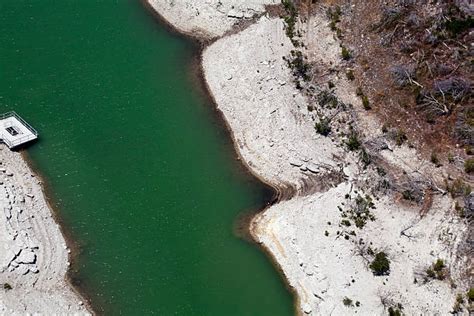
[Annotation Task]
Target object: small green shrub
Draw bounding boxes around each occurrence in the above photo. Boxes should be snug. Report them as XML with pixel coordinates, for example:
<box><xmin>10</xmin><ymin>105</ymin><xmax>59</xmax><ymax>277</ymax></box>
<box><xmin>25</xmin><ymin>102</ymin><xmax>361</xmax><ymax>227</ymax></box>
<box><xmin>394</xmin><ymin>129</ymin><xmax>407</xmax><ymax>146</ymax></box>
<box><xmin>453</xmin><ymin>293</ymin><xmax>464</xmax><ymax>313</ymax></box>
<box><xmin>285</xmin><ymin>50</ymin><xmax>310</xmax><ymax>81</ymax></box>
<box><xmin>341</xmin><ymin>46</ymin><xmax>351</xmax><ymax>60</ymax></box>
<box><xmin>426</xmin><ymin>259</ymin><xmax>447</xmax><ymax>280</ymax></box>
<box><xmin>467</xmin><ymin>288</ymin><xmax>474</xmax><ymax>302</ymax></box>
<box><xmin>350</xmin><ymin>195</ymin><xmax>375</xmax><ymax>228</ymax></box>
<box><xmin>445</xmin><ymin>17</ymin><xmax>474</xmax><ymax>36</ymax></box>
<box><xmin>359</xmin><ymin>148</ymin><xmax>371</xmax><ymax>168</ymax></box>
<box><xmin>466</xmin><ymin>146</ymin><xmax>473</xmax><ymax>155</ymax></box>
<box><xmin>281</xmin><ymin>0</ymin><xmax>298</xmax><ymax>42</ymax></box>
<box><xmin>317</xmin><ymin>90</ymin><xmax>339</xmax><ymax>108</ymax></box>
<box><xmin>343</xmin><ymin>297</ymin><xmax>353</xmax><ymax>307</ymax></box>
<box><xmin>354</xmin><ymin>217</ymin><xmax>365</xmax><ymax>229</ymax></box>
<box><xmin>327</xmin><ymin>6</ymin><xmax>342</xmax><ymax>37</ymax></box>
<box><xmin>326</xmin><ymin>5</ymin><xmax>342</xmax><ymax>24</ymax></box>
<box><xmin>464</xmin><ymin>158</ymin><xmax>474</xmax><ymax>173</ymax></box>
<box><xmin>346</xmin><ymin>131</ymin><xmax>361</xmax><ymax>151</ymax></box>
<box><xmin>369</xmin><ymin>252</ymin><xmax>390</xmax><ymax>276</ymax></box>
<box><xmin>388</xmin><ymin>306</ymin><xmax>402</xmax><ymax>316</ymax></box>
<box><xmin>455</xmin><ymin>202</ymin><xmax>465</xmax><ymax>218</ymax></box>
<box><xmin>361</xmin><ymin>95</ymin><xmax>371</xmax><ymax>110</ymax></box>
<box><xmin>402</xmin><ymin>189</ymin><xmax>416</xmax><ymax>201</ymax></box>
<box><xmin>315</xmin><ymin>118</ymin><xmax>331</xmax><ymax>136</ymax></box>
<box><xmin>448</xmin><ymin>153</ymin><xmax>455</xmax><ymax>163</ymax></box>
<box><xmin>341</xmin><ymin>219</ymin><xmax>351</xmax><ymax>226</ymax></box>
<box><xmin>376</xmin><ymin>167</ymin><xmax>386</xmax><ymax>177</ymax></box>
<box><xmin>447</xmin><ymin>178</ymin><xmax>472</xmax><ymax>198</ymax></box>
<box><xmin>426</xmin><ymin>268</ymin><xmax>436</xmax><ymax>279</ymax></box>
<box><xmin>433</xmin><ymin>259</ymin><xmax>445</xmax><ymax>272</ymax></box>
<box><xmin>346</xmin><ymin>69</ymin><xmax>355</xmax><ymax>81</ymax></box>
<box><xmin>430</xmin><ymin>151</ymin><xmax>440</xmax><ymax>166</ymax></box>
<box><xmin>282</xmin><ymin>0</ymin><xmax>296</xmax><ymax>12</ymax></box>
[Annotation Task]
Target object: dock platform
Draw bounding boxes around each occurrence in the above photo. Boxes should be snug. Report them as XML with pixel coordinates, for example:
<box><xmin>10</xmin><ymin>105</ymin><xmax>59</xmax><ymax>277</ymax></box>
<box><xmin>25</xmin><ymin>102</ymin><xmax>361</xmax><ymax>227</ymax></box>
<box><xmin>0</xmin><ymin>112</ymin><xmax>38</xmax><ymax>149</ymax></box>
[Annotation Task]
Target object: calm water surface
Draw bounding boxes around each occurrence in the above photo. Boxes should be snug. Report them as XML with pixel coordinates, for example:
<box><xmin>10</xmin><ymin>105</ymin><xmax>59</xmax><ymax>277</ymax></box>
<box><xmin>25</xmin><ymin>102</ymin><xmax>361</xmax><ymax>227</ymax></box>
<box><xmin>0</xmin><ymin>0</ymin><xmax>294</xmax><ymax>315</ymax></box>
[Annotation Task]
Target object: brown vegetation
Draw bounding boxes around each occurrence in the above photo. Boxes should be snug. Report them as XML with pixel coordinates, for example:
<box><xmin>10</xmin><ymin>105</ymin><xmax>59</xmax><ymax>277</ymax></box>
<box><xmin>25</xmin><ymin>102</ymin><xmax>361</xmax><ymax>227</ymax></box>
<box><xmin>315</xmin><ymin>0</ymin><xmax>472</xmax><ymax>171</ymax></box>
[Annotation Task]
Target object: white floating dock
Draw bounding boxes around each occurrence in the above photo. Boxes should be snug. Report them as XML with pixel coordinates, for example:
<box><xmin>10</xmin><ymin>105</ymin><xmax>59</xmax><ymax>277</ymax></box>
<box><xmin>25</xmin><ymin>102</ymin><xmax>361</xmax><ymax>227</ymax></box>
<box><xmin>0</xmin><ymin>112</ymin><xmax>38</xmax><ymax>149</ymax></box>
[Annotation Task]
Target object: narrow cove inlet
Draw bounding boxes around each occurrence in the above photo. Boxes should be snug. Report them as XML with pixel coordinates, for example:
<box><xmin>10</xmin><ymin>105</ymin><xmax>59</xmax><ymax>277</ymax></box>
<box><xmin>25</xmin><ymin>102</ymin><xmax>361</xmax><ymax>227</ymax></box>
<box><xmin>0</xmin><ymin>1</ymin><xmax>293</xmax><ymax>315</ymax></box>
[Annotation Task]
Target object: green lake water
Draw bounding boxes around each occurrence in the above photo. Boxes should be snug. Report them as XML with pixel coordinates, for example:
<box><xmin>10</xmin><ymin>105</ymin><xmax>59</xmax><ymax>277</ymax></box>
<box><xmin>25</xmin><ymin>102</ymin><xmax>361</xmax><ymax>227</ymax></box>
<box><xmin>0</xmin><ymin>0</ymin><xmax>294</xmax><ymax>315</ymax></box>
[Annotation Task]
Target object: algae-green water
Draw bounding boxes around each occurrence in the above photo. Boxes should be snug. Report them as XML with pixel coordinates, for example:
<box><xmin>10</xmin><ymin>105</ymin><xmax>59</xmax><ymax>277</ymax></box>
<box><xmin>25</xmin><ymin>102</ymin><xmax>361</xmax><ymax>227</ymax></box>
<box><xmin>0</xmin><ymin>1</ymin><xmax>293</xmax><ymax>315</ymax></box>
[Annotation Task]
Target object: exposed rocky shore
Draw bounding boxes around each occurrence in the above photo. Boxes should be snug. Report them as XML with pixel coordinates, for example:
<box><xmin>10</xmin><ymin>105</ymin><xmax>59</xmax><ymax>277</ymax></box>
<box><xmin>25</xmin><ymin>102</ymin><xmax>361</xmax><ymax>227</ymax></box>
<box><xmin>0</xmin><ymin>147</ymin><xmax>90</xmax><ymax>314</ymax></box>
<box><xmin>150</xmin><ymin>1</ymin><xmax>472</xmax><ymax>315</ymax></box>
<box><xmin>147</xmin><ymin>0</ymin><xmax>279</xmax><ymax>39</ymax></box>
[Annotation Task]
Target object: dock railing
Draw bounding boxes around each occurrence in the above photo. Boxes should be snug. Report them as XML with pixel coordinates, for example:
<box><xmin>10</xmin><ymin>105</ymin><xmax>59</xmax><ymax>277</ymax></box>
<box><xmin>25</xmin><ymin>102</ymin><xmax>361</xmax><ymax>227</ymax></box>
<box><xmin>0</xmin><ymin>111</ymin><xmax>38</xmax><ymax>148</ymax></box>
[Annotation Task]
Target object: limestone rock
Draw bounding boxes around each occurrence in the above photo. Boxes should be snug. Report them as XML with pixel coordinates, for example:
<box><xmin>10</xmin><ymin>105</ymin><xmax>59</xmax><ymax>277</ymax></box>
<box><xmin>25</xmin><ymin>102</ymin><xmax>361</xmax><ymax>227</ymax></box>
<box><xmin>302</xmin><ymin>303</ymin><xmax>312</xmax><ymax>314</ymax></box>
<box><xmin>227</xmin><ymin>9</ymin><xmax>243</xmax><ymax>19</ymax></box>
<box><xmin>17</xmin><ymin>250</ymin><xmax>36</xmax><ymax>264</ymax></box>
<box><xmin>289</xmin><ymin>158</ymin><xmax>303</xmax><ymax>167</ymax></box>
<box><xmin>306</xmin><ymin>163</ymin><xmax>319</xmax><ymax>173</ymax></box>
<box><xmin>17</xmin><ymin>265</ymin><xmax>29</xmax><ymax>275</ymax></box>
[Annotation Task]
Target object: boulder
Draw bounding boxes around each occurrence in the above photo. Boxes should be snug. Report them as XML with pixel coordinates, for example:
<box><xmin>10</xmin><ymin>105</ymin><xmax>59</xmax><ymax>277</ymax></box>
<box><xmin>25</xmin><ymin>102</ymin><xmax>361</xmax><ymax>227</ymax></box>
<box><xmin>302</xmin><ymin>303</ymin><xmax>312</xmax><ymax>314</ymax></box>
<box><xmin>306</xmin><ymin>163</ymin><xmax>320</xmax><ymax>173</ymax></box>
<box><xmin>5</xmin><ymin>249</ymin><xmax>16</xmax><ymax>265</ymax></box>
<box><xmin>17</xmin><ymin>250</ymin><xmax>36</xmax><ymax>264</ymax></box>
<box><xmin>29</xmin><ymin>266</ymin><xmax>39</xmax><ymax>274</ymax></box>
<box><xmin>289</xmin><ymin>158</ymin><xmax>303</xmax><ymax>167</ymax></box>
<box><xmin>243</xmin><ymin>11</ymin><xmax>254</xmax><ymax>19</ymax></box>
<box><xmin>17</xmin><ymin>265</ymin><xmax>29</xmax><ymax>275</ymax></box>
<box><xmin>227</xmin><ymin>9</ymin><xmax>243</xmax><ymax>18</ymax></box>
<box><xmin>4</xmin><ymin>207</ymin><xmax>11</xmax><ymax>220</ymax></box>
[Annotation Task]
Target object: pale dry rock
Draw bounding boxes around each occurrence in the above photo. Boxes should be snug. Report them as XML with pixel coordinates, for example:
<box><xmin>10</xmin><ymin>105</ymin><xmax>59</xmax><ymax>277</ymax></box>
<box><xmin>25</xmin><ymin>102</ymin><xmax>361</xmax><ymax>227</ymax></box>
<box><xmin>0</xmin><ymin>147</ymin><xmax>90</xmax><ymax>315</ymax></box>
<box><xmin>147</xmin><ymin>0</ymin><xmax>279</xmax><ymax>39</ymax></box>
